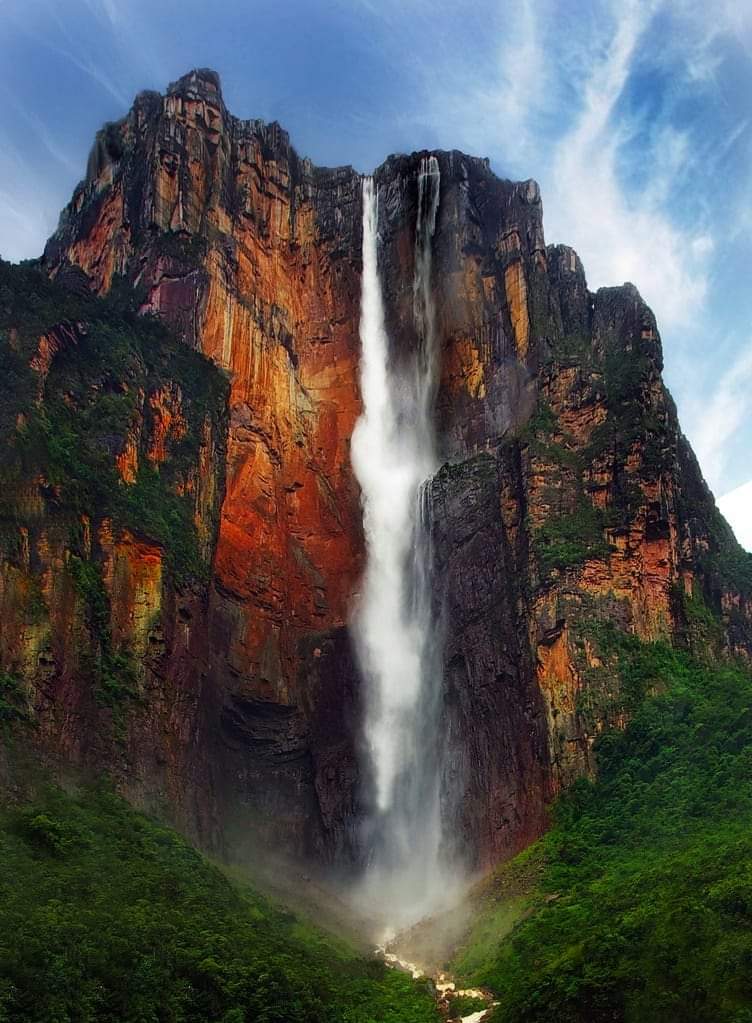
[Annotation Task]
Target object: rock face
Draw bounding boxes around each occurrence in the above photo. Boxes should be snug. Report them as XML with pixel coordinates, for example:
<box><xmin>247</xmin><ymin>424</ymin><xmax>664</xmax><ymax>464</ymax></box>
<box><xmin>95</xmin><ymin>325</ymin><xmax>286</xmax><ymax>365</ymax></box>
<box><xmin>44</xmin><ymin>69</ymin><xmax>366</xmax><ymax>861</ymax></box>
<box><xmin>6</xmin><ymin>67</ymin><xmax>746</xmax><ymax>870</ymax></box>
<box><xmin>0</xmin><ymin>261</ymin><xmax>229</xmax><ymax>845</ymax></box>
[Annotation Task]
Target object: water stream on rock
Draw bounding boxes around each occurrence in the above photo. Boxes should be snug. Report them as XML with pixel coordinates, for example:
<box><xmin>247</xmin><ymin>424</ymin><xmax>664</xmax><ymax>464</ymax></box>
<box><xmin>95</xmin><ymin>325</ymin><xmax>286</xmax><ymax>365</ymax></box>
<box><xmin>351</xmin><ymin>160</ymin><xmax>452</xmax><ymax>933</ymax></box>
<box><xmin>379</xmin><ymin>946</ymin><xmax>496</xmax><ymax>1022</ymax></box>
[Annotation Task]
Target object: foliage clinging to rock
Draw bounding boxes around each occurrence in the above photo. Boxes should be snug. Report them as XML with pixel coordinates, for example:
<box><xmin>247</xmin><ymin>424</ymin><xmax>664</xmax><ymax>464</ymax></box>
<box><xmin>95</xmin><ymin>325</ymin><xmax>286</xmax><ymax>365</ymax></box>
<box><xmin>453</xmin><ymin>634</ymin><xmax>752</xmax><ymax>1023</ymax></box>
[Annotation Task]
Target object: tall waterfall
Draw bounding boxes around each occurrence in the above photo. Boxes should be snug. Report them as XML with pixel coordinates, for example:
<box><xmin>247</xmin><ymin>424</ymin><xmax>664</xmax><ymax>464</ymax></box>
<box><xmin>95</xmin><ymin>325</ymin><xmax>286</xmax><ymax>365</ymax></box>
<box><xmin>351</xmin><ymin>159</ymin><xmax>448</xmax><ymax>930</ymax></box>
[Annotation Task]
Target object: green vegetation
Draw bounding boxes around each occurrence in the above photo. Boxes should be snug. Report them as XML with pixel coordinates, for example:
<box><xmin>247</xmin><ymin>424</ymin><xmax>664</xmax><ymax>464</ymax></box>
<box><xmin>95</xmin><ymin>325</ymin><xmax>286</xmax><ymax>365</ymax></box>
<box><xmin>448</xmin><ymin>994</ymin><xmax>487</xmax><ymax>1018</ymax></box>
<box><xmin>69</xmin><ymin>556</ymin><xmax>139</xmax><ymax>709</ymax></box>
<box><xmin>0</xmin><ymin>784</ymin><xmax>439</xmax><ymax>1023</ymax></box>
<box><xmin>553</xmin><ymin>333</ymin><xmax>596</xmax><ymax>370</ymax></box>
<box><xmin>0</xmin><ymin>672</ymin><xmax>29</xmax><ymax>726</ymax></box>
<box><xmin>452</xmin><ymin>633</ymin><xmax>752</xmax><ymax>1022</ymax></box>
<box><xmin>518</xmin><ymin>399</ymin><xmax>611</xmax><ymax>577</ymax></box>
<box><xmin>520</xmin><ymin>400</ymin><xmax>581</xmax><ymax>471</ymax></box>
<box><xmin>0</xmin><ymin>257</ymin><xmax>228</xmax><ymax>587</ymax></box>
<box><xmin>519</xmin><ymin>396</ymin><xmax>613</xmax><ymax>576</ymax></box>
<box><xmin>533</xmin><ymin>500</ymin><xmax>610</xmax><ymax>574</ymax></box>
<box><xmin>698</xmin><ymin>502</ymin><xmax>752</xmax><ymax>598</ymax></box>
<box><xmin>451</xmin><ymin>894</ymin><xmax>529</xmax><ymax>983</ymax></box>
<box><xmin>0</xmin><ymin>257</ymin><xmax>227</xmax><ymax>710</ymax></box>
<box><xmin>585</xmin><ymin>342</ymin><xmax>666</xmax><ymax>479</ymax></box>
<box><xmin>679</xmin><ymin>585</ymin><xmax>726</xmax><ymax>656</ymax></box>
<box><xmin>118</xmin><ymin>464</ymin><xmax>207</xmax><ymax>583</ymax></box>
<box><xmin>152</xmin><ymin>230</ymin><xmax>208</xmax><ymax>270</ymax></box>
<box><xmin>521</xmin><ymin>400</ymin><xmax>557</xmax><ymax>440</ymax></box>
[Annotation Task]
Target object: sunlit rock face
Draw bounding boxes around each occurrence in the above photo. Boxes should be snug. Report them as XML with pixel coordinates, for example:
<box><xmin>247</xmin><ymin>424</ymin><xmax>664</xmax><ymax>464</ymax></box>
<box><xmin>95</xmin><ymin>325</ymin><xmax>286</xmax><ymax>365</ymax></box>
<box><xmin>45</xmin><ymin>69</ymin><xmax>367</xmax><ymax>862</ymax></box>
<box><xmin>0</xmin><ymin>301</ymin><xmax>229</xmax><ymax>847</ymax></box>
<box><xmin>39</xmin><ymin>68</ymin><xmax>752</xmax><ymax>870</ymax></box>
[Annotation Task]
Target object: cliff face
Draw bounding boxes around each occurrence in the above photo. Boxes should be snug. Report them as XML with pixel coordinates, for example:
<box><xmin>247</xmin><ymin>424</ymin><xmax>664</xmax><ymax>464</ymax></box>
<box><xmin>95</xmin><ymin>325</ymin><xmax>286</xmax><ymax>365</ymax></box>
<box><xmin>17</xmin><ymin>67</ymin><xmax>751</xmax><ymax>869</ymax></box>
<box><xmin>0</xmin><ymin>259</ymin><xmax>228</xmax><ymax>844</ymax></box>
<box><xmin>354</xmin><ymin>147</ymin><xmax>752</xmax><ymax>863</ymax></box>
<box><xmin>45</xmin><ymin>70</ymin><xmax>366</xmax><ymax>859</ymax></box>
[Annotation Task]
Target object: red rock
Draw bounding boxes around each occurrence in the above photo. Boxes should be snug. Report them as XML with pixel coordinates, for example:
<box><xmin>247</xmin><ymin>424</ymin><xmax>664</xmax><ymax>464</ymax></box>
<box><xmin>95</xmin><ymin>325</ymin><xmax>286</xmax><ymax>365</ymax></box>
<box><xmin>19</xmin><ymin>68</ymin><xmax>748</xmax><ymax>869</ymax></box>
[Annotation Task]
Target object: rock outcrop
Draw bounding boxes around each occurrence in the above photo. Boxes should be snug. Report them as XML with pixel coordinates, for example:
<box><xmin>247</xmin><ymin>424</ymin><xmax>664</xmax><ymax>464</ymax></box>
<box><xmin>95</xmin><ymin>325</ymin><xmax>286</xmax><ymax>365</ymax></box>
<box><xmin>0</xmin><ymin>262</ymin><xmax>229</xmax><ymax>844</ymax></box>
<box><xmin>1</xmin><ymin>67</ymin><xmax>746</xmax><ymax>870</ymax></box>
<box><xmin>45</xmin><ymin>69</ymin><xmax>366</xmax><ymax>861</ymax></box>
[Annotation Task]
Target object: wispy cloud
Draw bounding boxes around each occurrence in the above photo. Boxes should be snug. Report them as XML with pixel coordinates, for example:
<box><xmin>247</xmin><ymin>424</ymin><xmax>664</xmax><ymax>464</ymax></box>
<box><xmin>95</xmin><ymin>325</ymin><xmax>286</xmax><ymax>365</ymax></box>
<box><xmin>686</xmin><ymin>345</ymin><xmax>752</xmax><ymax>494</ymax></box>
<box><xmin>0</xmin><ymin>0</ymin><xmax>170</xmax><ymax>262</ymax></box>
<box><xmin>42</xmin><ymin>45</ymin><xmax>128</xmax><ymax>107</ymax></box>
<box><xmin>485</xmin><ymin>0</ymin><xmax>547</xmax><ymax>167</ymax></box>
<box><xmin>408</xmin><ymin>0</ymin><xmax>551</xmax><ymax>171</ymax></box>
<box><xmin>19</xmin><ymin>3</ymin><xmax>130</xmax><ymax>106</ymax></box>
<box><xmin>718</xmin><ymin>479</ymin><xmax>752</xmax><ymax>552</ymax></box>
<box><xmin>0</xmin><ymin>121</ymin><xmax>66</xmax><ymax>261</ymax></box>
<box><xmin>81</xmin><ymin>0</ymin><xmax>123</xmax><ymax>28</ymax></box>
<box><xmin>0</xmin><ymin>186</ymin><xmax>59</xmax><ymax>263</ymax></box>
<box><xmin>537</xmin><ymin>0</ymin><xmax>713</xmax><ymax>331</ymax></box>
<box><xmin>408</xmin><ymin>0</ymin><xmax>750</xmax><ymax>495</ymax></box>
<box><xmin>0</xmin><ymin>88</ymin><xmax>80</xmax><ymax>176</ymax></box>
<box><xmin>0</xmin><ymin>0</ymin><xmax>749</xmax><ymax>500</ymax></box>
<box><xmin>415</xmin><ymin>0</ymin><xmax>719</xmax><ymax>329</ymax></box>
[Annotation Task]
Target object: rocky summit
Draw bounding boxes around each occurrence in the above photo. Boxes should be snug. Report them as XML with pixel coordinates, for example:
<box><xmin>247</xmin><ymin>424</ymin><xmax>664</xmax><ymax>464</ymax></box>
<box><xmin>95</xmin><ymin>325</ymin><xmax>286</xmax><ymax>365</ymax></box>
<box><xmin>1</xmin><ymin>67</ymin><xmax>750</xmax><ymax>886</ymax></box>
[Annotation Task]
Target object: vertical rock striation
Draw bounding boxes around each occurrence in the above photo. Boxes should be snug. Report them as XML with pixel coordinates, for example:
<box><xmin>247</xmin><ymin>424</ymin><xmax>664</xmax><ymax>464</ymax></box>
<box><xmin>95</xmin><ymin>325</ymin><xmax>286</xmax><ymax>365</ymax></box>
<box><xmin>44</xmin><ymin>69</ymin><xmax>367</xmax><ymax>860</ymax></box>
<box><xmin>0</xmin><ymin>262</ymin><xmax>229</xmax><ymax>844</ymax></box>
<box><xmin>21</xmin><ymin>67</ymin><xmax>751</xmax><ymax>870</ymax></box>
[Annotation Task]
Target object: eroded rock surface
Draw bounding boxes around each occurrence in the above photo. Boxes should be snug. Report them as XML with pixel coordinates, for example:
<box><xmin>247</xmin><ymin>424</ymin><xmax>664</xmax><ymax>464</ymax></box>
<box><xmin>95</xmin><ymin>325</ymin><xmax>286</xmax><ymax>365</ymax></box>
<box><xmin>3</xmin><ymin>66</ymin><xmax>745</xmax><ymax>868</ymax></box>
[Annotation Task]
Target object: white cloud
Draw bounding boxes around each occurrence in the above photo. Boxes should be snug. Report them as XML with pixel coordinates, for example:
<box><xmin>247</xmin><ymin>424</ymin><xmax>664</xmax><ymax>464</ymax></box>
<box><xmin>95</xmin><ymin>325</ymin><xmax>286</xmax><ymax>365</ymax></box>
<box><xmin>0</xmin><ymin>125</ymin><xmax>64</xmax><ymax>262</ymax></box>
<box><xmin>395</xmin><ymin>0</ymin><xmax>553</xmax><ymax>172</ymax></box>
<box><xmin>686</xmin><ymin>345</ymin><xmax>752</xmax><ymax>495</ymax></box>
<box><xmin>82</xmin><ymin>0</ymin><xmax>122</xmax><ymax>27</ymax></box>
<box><xmin>691</xmin><ymin>235</ymin><xmax>714</xmax><ymax>259</ymax></box>
<box><xmin>540</xmin><ymin>0</ymin><xmax>712</xmax><ymax>331</ymax></box>
<box><xmin>409</xmin><ymin>0</ymin><xmax>749</xmax><ymax>496</ymax></box>
<box><xmin>414</xmin><ymin>0</ymin><xmax>720</xmax><ymax>331</ymax></box>
<box><xmin>486</xmin><ymin>0</ymin><xmax>546</xmax><ymax>166</ymax></box>
<box><xmin>718</xmin><ymin>479</ymin><xmax>752</xmax><ymax>552</ymax></box>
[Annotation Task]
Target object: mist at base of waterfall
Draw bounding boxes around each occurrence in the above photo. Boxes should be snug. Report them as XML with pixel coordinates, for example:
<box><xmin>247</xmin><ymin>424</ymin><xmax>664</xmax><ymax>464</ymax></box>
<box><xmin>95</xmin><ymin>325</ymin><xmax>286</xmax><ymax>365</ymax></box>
<box><xmin>350</xmin><ymin>161</ymin><xmax>460</xmax><ymax>932</ymax></box>
<box><xmin>349</xmin><ymin>830</ymin><xmax>469</xmax><ymax>943</ymax></box>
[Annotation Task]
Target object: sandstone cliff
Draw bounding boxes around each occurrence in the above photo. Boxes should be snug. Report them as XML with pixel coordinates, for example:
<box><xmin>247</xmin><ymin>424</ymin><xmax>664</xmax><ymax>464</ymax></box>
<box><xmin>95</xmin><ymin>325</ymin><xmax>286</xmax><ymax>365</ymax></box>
<box><xmin>1</xmin><ymin>67</ymin><xmax>746</xmax><ymax>870</ymax></box>
<box><xmin>0</xmin><ymin>258</ymin><xmax>228</xmax><ymax>843</ymax></box>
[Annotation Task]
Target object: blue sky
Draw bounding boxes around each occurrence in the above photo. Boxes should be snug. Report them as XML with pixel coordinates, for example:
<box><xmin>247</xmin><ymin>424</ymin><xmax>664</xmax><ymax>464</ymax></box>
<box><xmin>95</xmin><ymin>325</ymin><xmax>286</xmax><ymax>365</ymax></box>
<box><xmin>1</xmin><ymin>0</ymin><xmax>750</xmax><ymax>546</ymax></box>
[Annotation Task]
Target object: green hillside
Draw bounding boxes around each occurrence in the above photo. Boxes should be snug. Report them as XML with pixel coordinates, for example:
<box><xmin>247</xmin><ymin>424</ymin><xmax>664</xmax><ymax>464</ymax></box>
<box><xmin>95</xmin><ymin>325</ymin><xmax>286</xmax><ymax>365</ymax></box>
<box><xmin>452</xmin><ymin>628</ymin><xmax>752</xmax><ymax>1023</ymax></box>
<box><xmin>0</xmin><ymin>784</ymin><xmax>438</xmax><ymax>1023</ymax></box>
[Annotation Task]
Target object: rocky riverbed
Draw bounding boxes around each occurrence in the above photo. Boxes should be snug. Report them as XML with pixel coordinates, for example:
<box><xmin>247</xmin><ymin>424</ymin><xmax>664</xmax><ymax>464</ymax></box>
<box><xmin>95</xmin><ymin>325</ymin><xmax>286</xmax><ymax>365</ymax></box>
<box><xmin>379</xmin><ymin>943</ymin><xmax>496</xmax><ymax>1022</ymax></box>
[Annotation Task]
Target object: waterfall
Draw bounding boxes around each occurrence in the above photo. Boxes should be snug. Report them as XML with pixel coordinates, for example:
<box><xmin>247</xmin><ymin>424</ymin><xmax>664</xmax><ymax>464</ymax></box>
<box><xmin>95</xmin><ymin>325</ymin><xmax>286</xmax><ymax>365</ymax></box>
<box><xmin>351</xmin><ymin>159</ymin><xmax>448</xmax><ymax>931</ymax></box>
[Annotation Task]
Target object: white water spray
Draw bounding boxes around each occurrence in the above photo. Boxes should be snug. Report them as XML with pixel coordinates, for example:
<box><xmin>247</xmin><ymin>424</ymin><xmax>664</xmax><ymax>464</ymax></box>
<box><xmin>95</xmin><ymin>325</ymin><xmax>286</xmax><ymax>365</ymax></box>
<box><xmin>351</xmin><ymin>160</ymin><xmax>449</xmax><ymax>929</ymax></box>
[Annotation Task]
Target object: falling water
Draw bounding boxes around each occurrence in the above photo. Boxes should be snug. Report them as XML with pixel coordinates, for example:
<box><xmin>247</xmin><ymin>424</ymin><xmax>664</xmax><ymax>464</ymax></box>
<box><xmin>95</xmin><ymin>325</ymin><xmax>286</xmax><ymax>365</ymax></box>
<box><xmin>351</xmin><ymin>159</ymin><xmax>448</xmax><ymax>930</ymax></box>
